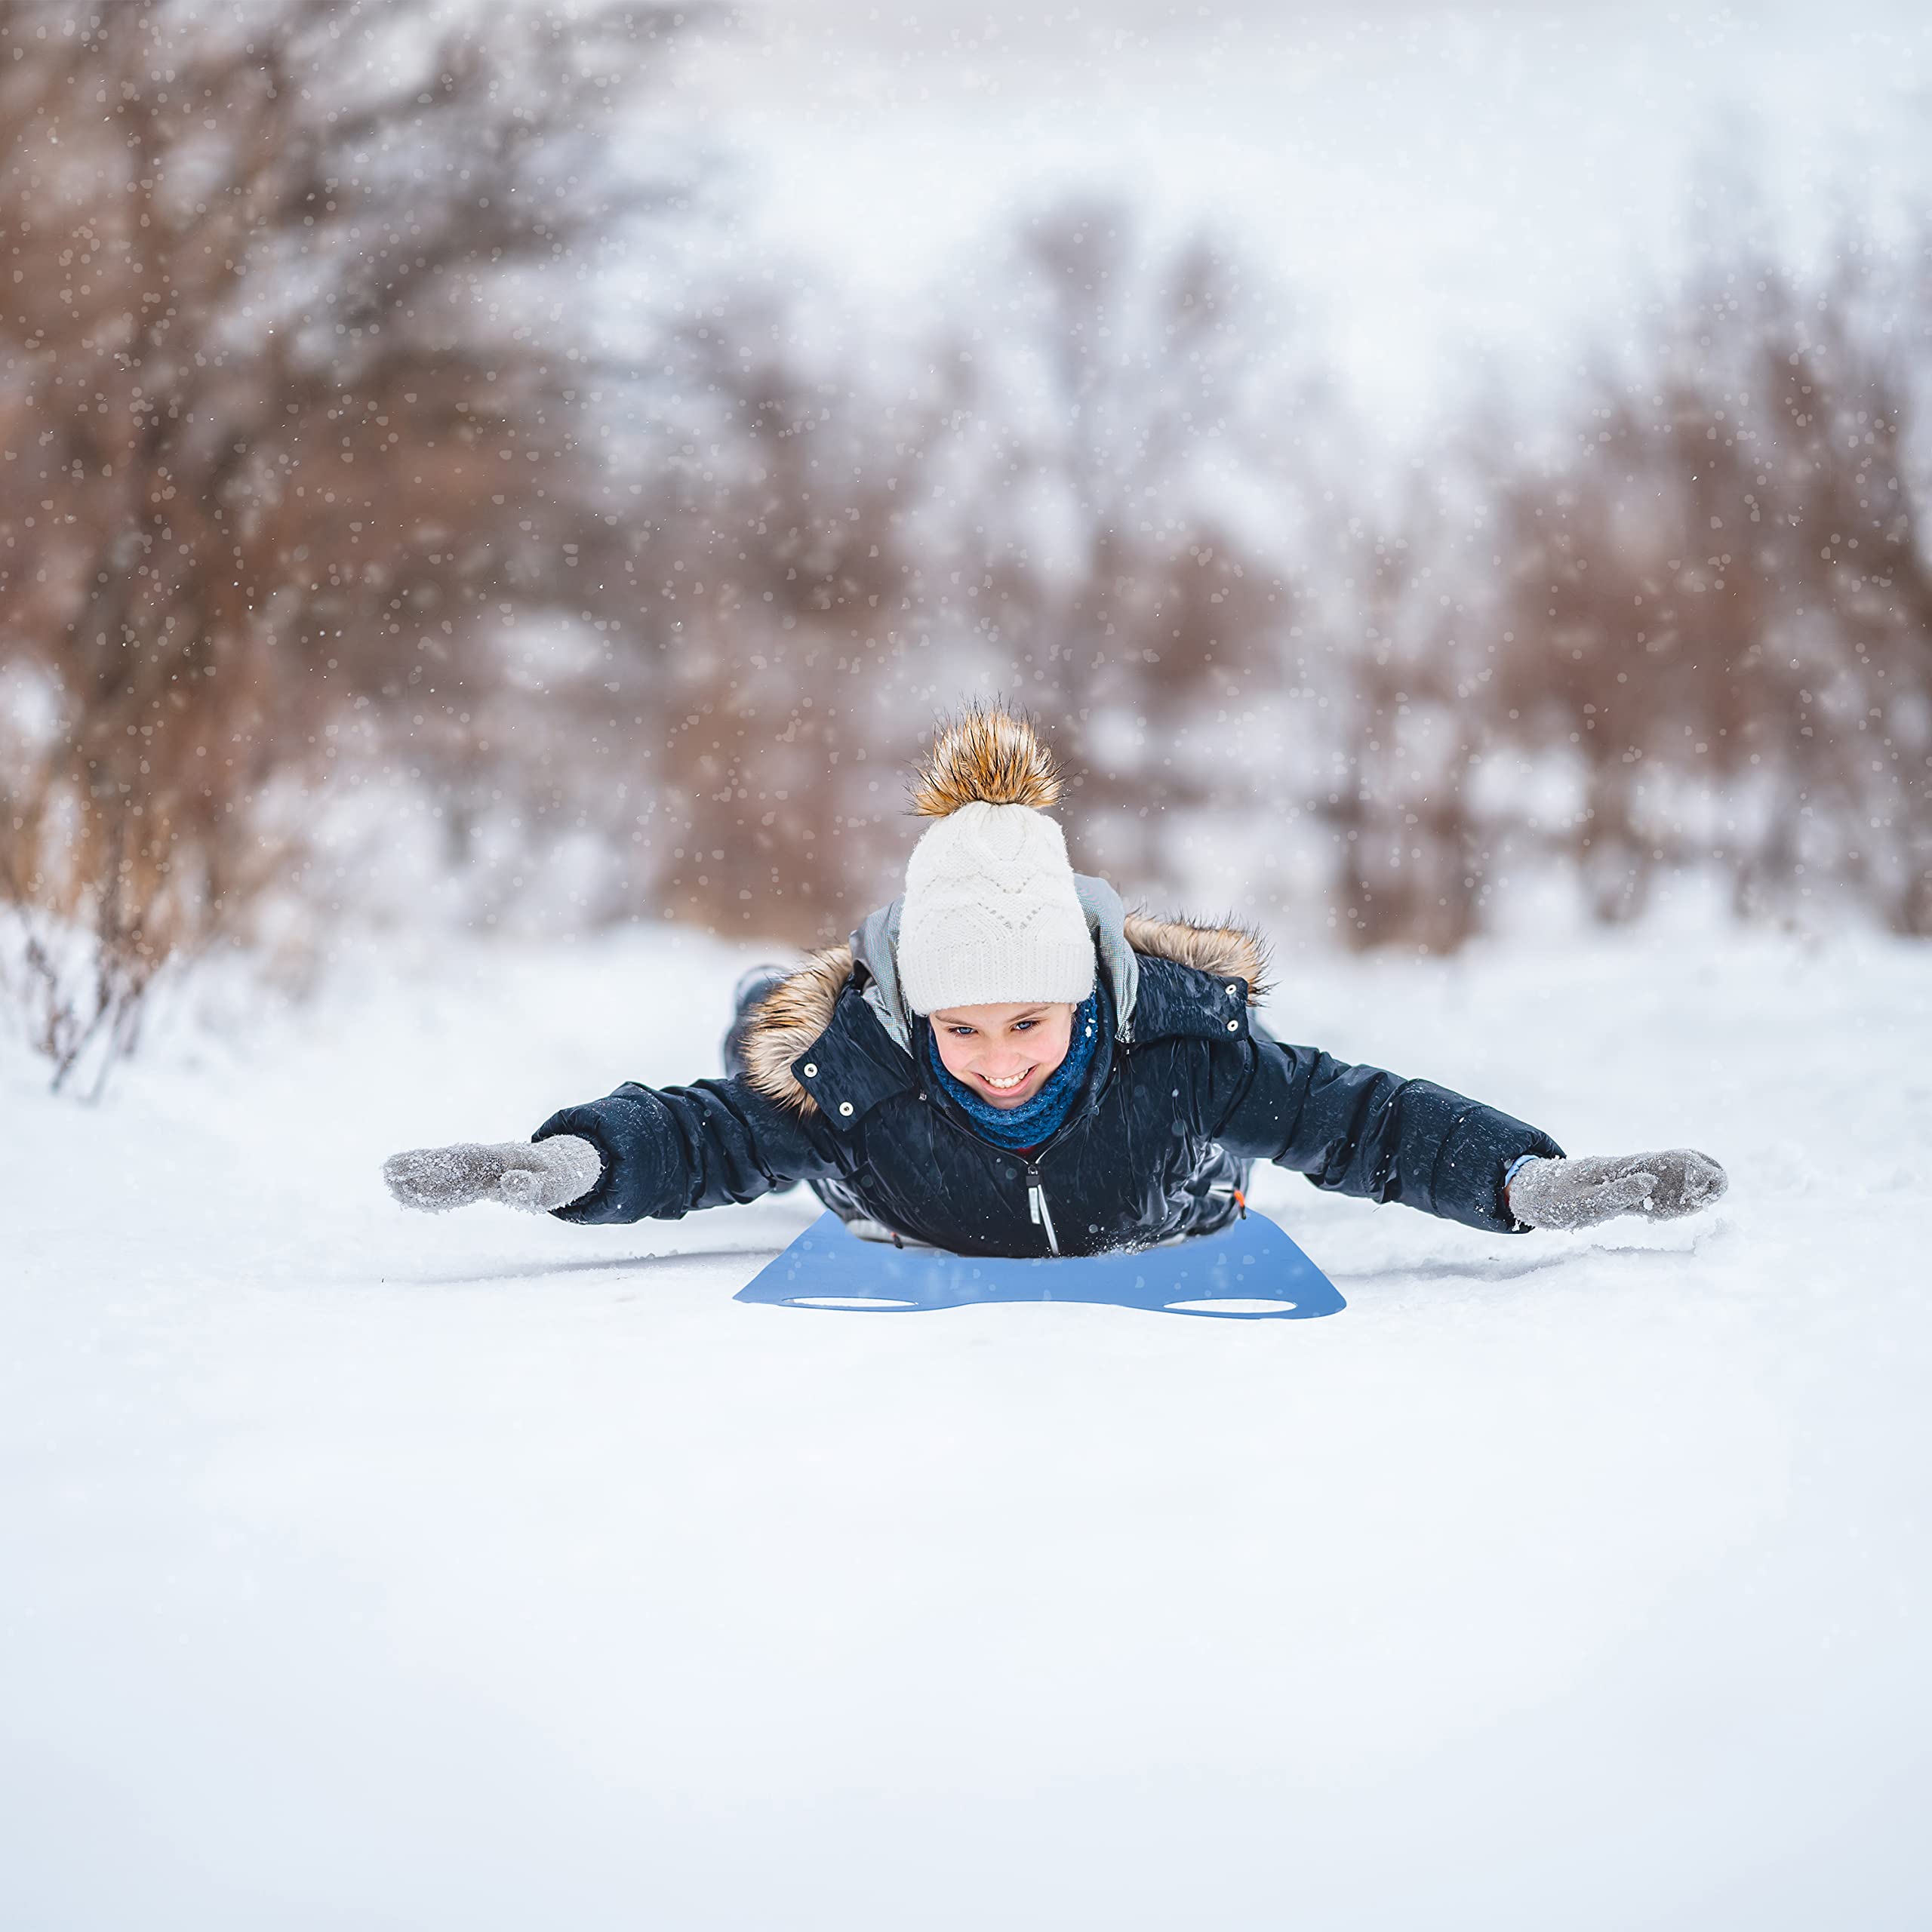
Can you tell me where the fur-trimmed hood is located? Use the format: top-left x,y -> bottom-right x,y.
741,877 -> 1273,1121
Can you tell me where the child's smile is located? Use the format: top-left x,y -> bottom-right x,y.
928,1000 -> 1078,1109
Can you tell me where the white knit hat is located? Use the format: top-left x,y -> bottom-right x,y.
896,707 -> 1097,1017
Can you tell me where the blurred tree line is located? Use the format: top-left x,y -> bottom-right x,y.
3,0 -> 1928,1088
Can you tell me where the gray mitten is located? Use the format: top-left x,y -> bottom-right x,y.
383,1135 -> 603,1215
1506,1149 -> 1727,1231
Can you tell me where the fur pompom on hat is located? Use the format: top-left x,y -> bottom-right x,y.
897,704 -> 1097,1017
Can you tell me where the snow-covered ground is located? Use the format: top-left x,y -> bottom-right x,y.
5,919 -> 1929,1928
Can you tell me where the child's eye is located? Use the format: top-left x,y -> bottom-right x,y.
1014,1019 -> 1035,1030
947,1026 -> 975,1037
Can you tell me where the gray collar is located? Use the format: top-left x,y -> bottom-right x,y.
848,872 -> 1141,1056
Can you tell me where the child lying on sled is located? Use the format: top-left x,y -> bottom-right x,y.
385,706 -> 1726,1255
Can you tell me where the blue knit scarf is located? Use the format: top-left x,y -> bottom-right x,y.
920,972 -> 1109,1150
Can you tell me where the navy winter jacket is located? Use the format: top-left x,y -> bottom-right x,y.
532,876 -> 1563,1258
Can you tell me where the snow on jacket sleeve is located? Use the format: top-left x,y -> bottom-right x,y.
1204,1031 -> 1565,1234
531,1075 -> 847,1226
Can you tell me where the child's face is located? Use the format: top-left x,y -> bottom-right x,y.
927,1000 -> 1078,1109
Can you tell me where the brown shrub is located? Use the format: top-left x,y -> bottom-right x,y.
0,0 -> 697,1082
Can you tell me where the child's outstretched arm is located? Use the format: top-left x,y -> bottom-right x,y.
1205,1032 -> 1725,1234
383,1075 -> 844,1223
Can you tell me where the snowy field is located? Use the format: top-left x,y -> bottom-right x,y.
4,919 -> 1930,1928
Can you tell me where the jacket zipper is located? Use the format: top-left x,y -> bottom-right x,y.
920,1087 -> 1091,1257
1025,1164 -> 1061,1255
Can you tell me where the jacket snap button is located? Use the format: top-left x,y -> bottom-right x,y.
1226,1019 -> 1239,1030
802,1063 -> 817,1076
838,1100 -> 854,1115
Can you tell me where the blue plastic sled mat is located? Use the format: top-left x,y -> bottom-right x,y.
736,1211 -> 1345,1321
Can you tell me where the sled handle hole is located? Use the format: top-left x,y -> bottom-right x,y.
1164,1297 -> 1299,1317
